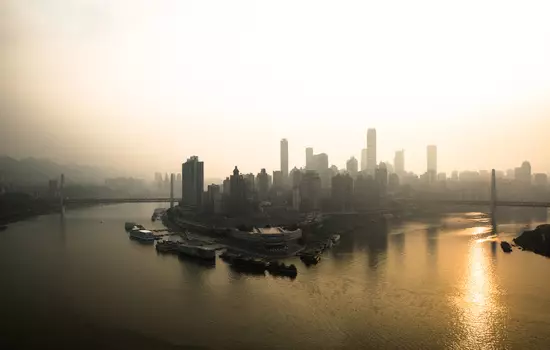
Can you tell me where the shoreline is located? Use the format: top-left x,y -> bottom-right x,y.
0,203 -> 97,227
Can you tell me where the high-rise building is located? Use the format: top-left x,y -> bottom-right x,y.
361,148 -> 367,171
206,184 -> 222,214
229,167 -> 248,214
331,173 -> 354,211
305,147 -> 314,170
290,167 -> 303,188
299,171 -> 322,211
515,161 -> 532,184
394,150 -> 405,175
427,145 -> 437,173
346,157 -> 358,178
243,173 -> 255,200
313,153 -> 330,188
367,129 -> 377,174
280,138 -> 289,185
376,162 -> 388,197
427,145 -> 437,183
257,168 -> 269,201
273,171 -> 283,188
181,156 -> 204,208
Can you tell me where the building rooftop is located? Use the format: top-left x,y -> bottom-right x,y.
252,227 -> 285,234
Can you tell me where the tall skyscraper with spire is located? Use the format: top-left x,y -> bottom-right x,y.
280,138 -> 289,185
367,128 -> 377,175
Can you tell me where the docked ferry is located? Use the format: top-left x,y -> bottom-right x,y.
129,228 -> 156,242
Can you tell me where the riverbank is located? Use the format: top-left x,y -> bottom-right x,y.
0,194 -> 94,226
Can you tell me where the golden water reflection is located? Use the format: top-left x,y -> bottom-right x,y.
452,239 -> 508,350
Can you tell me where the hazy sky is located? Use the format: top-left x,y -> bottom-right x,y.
2,0 -> 550,178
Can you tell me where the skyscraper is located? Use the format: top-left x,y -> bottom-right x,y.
313,153 -> 330,188
376,162 -> 388,197
361,148 -> 367,171
181,156 -> 204,207
427,145 -> 437,183
257,168 -> 269,201
394,150 -> 405,175
367,129 -> 377,174
346,156 -> 358,178
305,147 -> 314,170
280,138 -> 288,185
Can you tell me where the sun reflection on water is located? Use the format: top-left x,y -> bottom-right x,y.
452,240 -> 508,350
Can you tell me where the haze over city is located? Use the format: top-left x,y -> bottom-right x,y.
2,0 -> 550,178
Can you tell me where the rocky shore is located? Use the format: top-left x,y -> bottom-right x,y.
513,224 -> 550,258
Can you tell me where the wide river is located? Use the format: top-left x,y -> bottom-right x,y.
1,204 -> 550,349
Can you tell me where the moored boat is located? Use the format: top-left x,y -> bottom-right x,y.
178,243 -> 216,260
155,240 -> 180,253
267,261 -> 298,278
125,222 -> 137,231
299,252 -> 321,266
129,228 -> 156,242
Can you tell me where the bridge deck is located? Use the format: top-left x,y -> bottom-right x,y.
57,198 -> 550,208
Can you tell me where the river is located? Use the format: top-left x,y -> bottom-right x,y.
1,203 -> 550,349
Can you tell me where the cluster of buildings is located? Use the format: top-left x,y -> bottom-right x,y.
166,129 -> 549,215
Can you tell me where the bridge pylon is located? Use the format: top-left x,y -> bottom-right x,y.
60,173 -> 65,215
491,169 -> 497,216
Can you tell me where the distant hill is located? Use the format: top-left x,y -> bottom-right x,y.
0,156 -> 121,185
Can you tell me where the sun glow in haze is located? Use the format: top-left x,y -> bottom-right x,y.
2,0 -> 550,177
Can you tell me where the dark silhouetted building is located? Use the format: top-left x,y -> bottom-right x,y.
367,128 -> 377,175
182,156 -> 204,208
256,168 -> 269,201
243,173 -> 255,200
331,173 -> 353,211
299,171 -> 322,211
346,156 -> 358,179
280,138 -> 288,186
222,177 -> 230,195
354,173 -> 379,209
206,184 -> 222,213
229,167 -> 247,214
